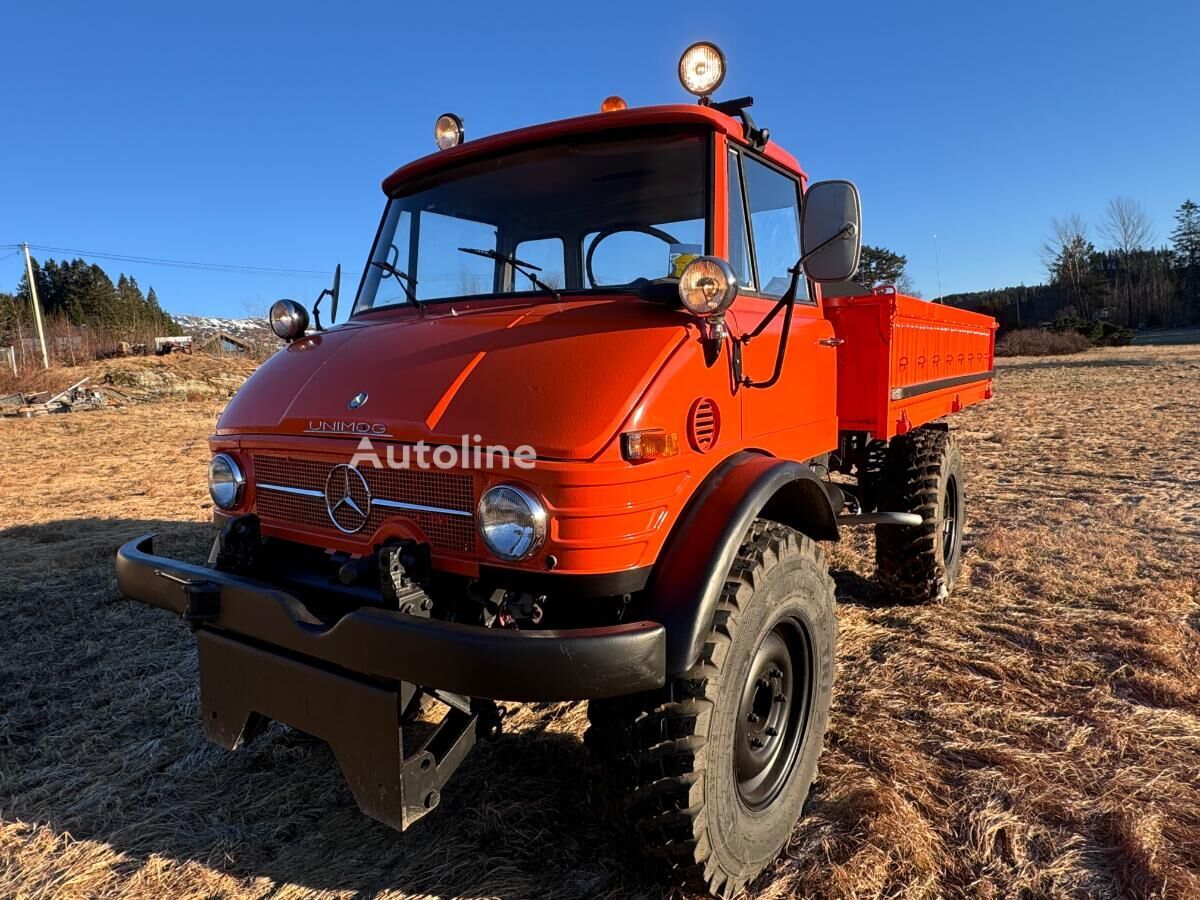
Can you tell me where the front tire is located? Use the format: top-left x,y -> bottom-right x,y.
586,523 -> 836,898
874,426 -> 965,602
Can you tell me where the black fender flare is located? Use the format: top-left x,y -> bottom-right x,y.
645,452 -> 840,676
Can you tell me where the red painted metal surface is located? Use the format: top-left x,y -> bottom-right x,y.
824,286 -> 998,439
381,104 -> 803,196
209,108 -> 995,580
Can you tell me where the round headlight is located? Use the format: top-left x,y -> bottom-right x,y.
434,113 -> 465,150
209,453 -> 245,510
269,299 -> 309,341
678,256 -> 738,316
678,42 -> 726,98
477,484 -> 547,561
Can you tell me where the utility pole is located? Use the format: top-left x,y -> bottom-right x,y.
22,242 -> 49,369
933,234 -> 944,303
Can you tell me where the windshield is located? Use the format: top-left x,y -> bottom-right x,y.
353,132 -> 708,312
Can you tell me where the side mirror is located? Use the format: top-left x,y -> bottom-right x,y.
329,264 -> 341,324
801,180 -> 862,283
312,264 -> 342,331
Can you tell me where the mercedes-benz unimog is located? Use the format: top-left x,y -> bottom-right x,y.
116,43 -> 997,897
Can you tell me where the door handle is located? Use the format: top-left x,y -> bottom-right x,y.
818,337 -> 845,347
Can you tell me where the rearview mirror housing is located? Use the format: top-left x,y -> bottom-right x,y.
801,180 -> 862,283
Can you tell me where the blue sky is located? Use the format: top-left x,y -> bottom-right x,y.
2,0 -> 1197,316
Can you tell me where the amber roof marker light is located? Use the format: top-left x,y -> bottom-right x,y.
678,42 -> 726,100
600,95 -> 628,113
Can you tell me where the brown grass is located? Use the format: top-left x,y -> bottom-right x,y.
2,342 -> 1199,899
0,353 -> 258,404
996,328 -> 1092,357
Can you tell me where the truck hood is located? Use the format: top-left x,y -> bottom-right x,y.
217,298 -> 691,460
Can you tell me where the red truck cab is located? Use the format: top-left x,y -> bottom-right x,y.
117,44 -> 996,899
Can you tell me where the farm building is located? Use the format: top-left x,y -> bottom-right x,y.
197,331 -> 253,356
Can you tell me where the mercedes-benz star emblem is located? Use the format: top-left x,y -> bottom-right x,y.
348,391 -> 368,410
325,464 -> 372,533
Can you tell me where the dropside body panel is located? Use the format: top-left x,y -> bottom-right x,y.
824,287 -> 997,438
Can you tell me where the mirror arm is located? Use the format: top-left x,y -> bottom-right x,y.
741,268 -> 798,345
740,222 -> 855,344
740,268 -> 799,390
798,221 -> 856,272
310,265 -> 342,332
737,222 -> 854,390
311,288 -> 332,331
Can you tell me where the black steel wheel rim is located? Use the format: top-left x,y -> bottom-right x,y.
942,474 -> 960,562
734,615 -> 814,811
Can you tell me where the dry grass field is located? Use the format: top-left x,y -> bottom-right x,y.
2,340 -> 1198,899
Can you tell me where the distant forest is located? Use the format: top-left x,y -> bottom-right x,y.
1,255 -> 180,349
939,198 -> 1200,330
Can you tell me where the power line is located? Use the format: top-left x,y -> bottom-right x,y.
22,243 -> 358,279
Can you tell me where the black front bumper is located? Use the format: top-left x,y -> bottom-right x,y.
115,534 -> 666,702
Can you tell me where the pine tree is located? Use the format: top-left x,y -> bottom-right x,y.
855,245 -> 906,287
145,286 -> 180,335
1049,234 -> 1111,319
1172,200 -> 1200,322
854,245 -> 919,294
1170,200 -> 1200,268
116,274 -> 148,331
14,257 -> 186,336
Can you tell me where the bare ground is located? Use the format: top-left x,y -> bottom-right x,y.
1,342 -> 1198,899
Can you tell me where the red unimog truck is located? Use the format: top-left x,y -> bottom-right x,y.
116,43 -> 996,898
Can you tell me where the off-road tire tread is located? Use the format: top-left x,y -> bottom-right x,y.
585,522 -> 831,899
874,426 -> 960,602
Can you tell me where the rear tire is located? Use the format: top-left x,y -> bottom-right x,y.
874,426 -> 965,602
586,523 -> 836,899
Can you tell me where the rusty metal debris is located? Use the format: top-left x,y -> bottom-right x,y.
1,377 -> 111,417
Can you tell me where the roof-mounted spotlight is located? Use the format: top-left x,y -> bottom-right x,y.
678,42 -> 726,101
434,113 -> 465,150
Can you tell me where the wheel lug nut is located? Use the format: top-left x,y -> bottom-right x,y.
775,693 -> 787,703
746,712 -> 759,723
750,737 -> 764,748
770,668 -> 783,679
757,678 -> 770,690
765,726 -> 779,737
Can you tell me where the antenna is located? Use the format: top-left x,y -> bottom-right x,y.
933,234 -> 944,303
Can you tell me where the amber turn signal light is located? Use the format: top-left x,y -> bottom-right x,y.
621,429 -> 680,462
600,95 -> 628,113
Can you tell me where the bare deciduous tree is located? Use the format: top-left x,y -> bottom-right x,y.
1100,198 -> 1155,326
1100,197 -> 1153,255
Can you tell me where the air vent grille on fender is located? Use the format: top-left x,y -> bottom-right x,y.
688,398 -> 720,452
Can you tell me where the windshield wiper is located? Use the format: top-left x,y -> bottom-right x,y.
458,247 -> 560,301
370,260 -> 420,308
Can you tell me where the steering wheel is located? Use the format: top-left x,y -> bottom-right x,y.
585,225 -> 681,288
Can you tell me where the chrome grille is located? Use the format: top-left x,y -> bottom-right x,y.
252,454 -> 476,552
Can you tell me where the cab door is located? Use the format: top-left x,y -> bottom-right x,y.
723,147 -> 838,461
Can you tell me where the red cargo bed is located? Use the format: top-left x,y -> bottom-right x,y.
825,286 -> 998,439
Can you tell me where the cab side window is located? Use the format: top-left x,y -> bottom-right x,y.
742,155 -> 808,301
